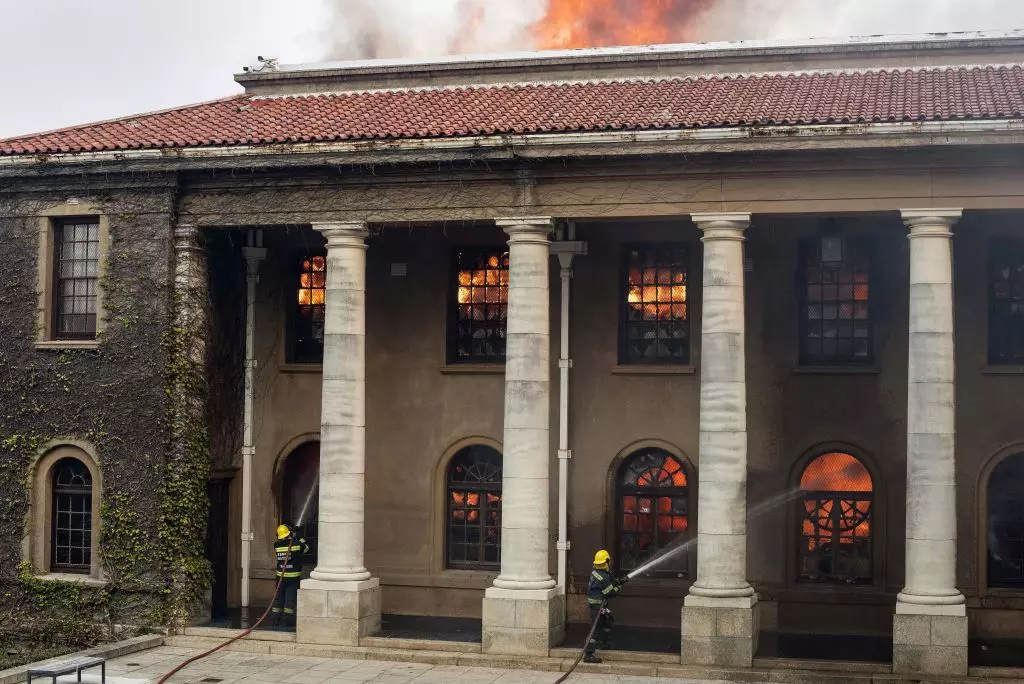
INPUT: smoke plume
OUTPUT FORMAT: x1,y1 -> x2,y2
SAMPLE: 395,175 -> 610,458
321,0 -> 1024,62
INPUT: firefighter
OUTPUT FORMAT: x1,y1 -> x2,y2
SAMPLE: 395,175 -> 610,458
272,524 -> 310,628
584,549 -> 628,663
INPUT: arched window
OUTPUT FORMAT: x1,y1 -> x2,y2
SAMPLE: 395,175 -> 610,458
280,442 -> 319,563
987,452 -> 1024,588
446,445 -> 502,569
797,451 -> 873,585
51,457 -> 93,573
618,448 -> 689,575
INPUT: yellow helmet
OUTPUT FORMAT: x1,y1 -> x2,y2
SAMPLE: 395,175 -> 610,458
593,549 -> 611,567
276,524 -> 291,540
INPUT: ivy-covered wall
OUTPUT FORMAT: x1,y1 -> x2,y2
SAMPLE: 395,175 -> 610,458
0,180 -> 212,667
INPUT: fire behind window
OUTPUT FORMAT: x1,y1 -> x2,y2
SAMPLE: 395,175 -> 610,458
450,248 -> 509,363
987,452 -> 1024,588
54,220 -> 100,339
618,449 -> 689,575
446,445 -> 502,569
52,457 -> 92,573
292,254 -> 326,363
621,246 -> 689,364
800,238 -> 871,365
797,452 -> 873,585
989,239 -> 1024,365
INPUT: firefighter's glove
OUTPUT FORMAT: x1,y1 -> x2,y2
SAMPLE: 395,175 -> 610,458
615,574 -> 630,587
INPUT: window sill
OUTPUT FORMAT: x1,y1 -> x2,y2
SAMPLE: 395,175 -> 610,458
35,339 -> 101,351
379,571 -> 497,590
982,366 -> 1024,375
792,365 -> 880,376
279,363 -> 323,374
34,572 -> 107,587
612,364 -> 695,376
439,364 -> 505,375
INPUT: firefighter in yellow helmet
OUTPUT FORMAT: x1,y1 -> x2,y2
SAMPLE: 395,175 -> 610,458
584,549 -> 628,663
272,524 -> 310,628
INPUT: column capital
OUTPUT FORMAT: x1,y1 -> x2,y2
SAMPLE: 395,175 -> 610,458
691,212 -> 751,241
496,216 -> 554,243
312,222 -> 369,247
901,209 -> 962,237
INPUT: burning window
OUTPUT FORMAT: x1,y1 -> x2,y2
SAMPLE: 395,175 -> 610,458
446,445 -> 502,569
987,452 -> 1024,588
54,220 -> 100,339
621,246 -> 689,364
291,254 -> 327,363
618,449 -> 689,575
52,457 -> 92,573
800,238 -> 871,365
449,248 -> 509,364
988,240 -> 1024,365
797,452 -> 873,585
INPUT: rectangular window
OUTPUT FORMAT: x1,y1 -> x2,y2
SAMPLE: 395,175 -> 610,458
449,248 -> 509,364
620,245 -> 690,364
800,238 -> 871,365
53,220 -> 100,339
989,239 -> 1024,365
290,254 -> 326,363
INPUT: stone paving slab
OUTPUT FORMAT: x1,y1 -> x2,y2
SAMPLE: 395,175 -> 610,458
109,646 -> 763,683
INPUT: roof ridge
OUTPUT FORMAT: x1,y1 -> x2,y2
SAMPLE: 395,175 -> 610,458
251,63 -> 1024,100
0,93 -> 247,144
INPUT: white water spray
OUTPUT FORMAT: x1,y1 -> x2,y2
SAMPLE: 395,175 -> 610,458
626,487 -> 804,579
295,480 -> 319,528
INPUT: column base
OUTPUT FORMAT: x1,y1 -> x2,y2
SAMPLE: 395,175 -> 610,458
892,604 -> 967,676
296,578 -> 381,646
481,586 -> 565,656
681,594 -> 758,667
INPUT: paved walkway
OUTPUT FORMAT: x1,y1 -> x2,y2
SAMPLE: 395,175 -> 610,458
97,646 -> 767,684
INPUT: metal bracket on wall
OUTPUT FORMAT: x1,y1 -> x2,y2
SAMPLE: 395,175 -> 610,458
557,449 -> 572,460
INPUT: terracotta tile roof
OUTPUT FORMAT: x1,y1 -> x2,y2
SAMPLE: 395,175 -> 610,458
2,66 -> 1023,156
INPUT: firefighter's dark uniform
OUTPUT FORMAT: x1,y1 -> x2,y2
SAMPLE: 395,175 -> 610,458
273,534 -> 309,627
585,567 -> 621,658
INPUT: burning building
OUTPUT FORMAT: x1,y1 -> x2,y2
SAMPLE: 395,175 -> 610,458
2,29 -> 1024,679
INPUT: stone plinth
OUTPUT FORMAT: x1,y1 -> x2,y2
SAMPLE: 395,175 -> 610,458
893,606 -> 967,676
297,578 -> 381,646
682,594 -> 758,668
482,587 -> 564,656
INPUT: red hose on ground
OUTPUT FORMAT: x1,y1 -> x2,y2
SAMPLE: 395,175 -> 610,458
155,548 -> 290,684
553,599 -> 607,684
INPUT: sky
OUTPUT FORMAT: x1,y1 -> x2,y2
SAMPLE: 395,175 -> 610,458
1,0 -> 1022,139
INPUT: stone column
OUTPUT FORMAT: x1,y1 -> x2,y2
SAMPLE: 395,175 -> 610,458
481,217 -> 564,655
893,209 -> 966,676
297,222 -> 381,645
681,213 -> 757,667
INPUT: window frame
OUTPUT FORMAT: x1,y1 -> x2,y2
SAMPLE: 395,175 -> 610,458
797,237 -> 874,367
987,238 -> 1024,366
51,219 -> 101,341
618,244 -> 692,366
50,457 -> 94,574
445,445 -> 503,571
446,246 -> 510,365
286,250 -> 328,365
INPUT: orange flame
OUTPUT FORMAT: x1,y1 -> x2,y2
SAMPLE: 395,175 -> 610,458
532,0 -> 717,50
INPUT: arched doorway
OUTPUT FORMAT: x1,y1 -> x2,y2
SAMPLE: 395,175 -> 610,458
279,441 -> 319,564
987,452 -> 1024,588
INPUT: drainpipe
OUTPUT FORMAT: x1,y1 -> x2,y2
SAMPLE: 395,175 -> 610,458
550,226 -> 586,594
241,230 -> 266,615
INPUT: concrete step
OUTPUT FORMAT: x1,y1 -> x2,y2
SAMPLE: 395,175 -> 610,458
182,626 -> 295,642
549,646 -> 678,664
753,656 -> 889,674
360,636 -> 481,653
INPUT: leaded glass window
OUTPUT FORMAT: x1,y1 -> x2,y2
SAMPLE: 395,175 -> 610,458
446,445 -> 502,569
618,449 -> 689,574
292,254 -> 326,363
54,220 -> 100,339
797,452 -> 873,585
51,458 -> 92,573
621,246 -> 689,364
989,240 -> 1024,365
450,248 -> 509,363
987,453 -> 1024,588
800,239 -> 871,365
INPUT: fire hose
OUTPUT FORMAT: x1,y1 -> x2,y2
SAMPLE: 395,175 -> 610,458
553,598 -> 607,684
155,546 -> 291,684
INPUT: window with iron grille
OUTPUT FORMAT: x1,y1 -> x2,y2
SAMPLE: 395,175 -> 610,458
989,240 -> 1024,365
797,452 -> 873,585
620,245 -> 689,364
987,452 -> 1024,588
449,248 -> 509,363
617,448 -> 689,575
290,254 -> 327,363
446,445 -> 502,569
54,220 -> 100,339
799,239 -> 872,365
51,457 -> 93,573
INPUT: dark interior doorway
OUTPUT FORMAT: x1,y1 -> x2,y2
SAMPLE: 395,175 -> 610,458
206,477 -> 232,620
280,441 -> 320,565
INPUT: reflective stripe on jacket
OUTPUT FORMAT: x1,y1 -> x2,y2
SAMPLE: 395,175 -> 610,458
274,537 -> 310,578
586,568 -> 618,606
